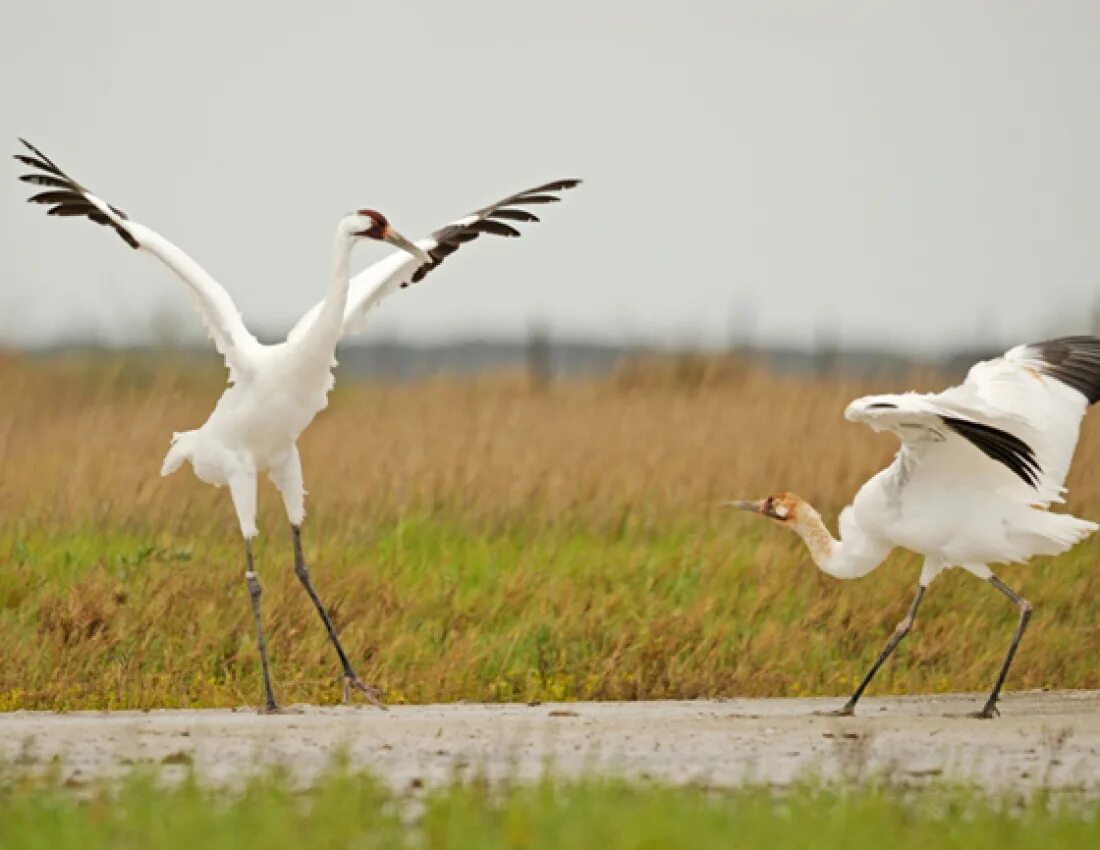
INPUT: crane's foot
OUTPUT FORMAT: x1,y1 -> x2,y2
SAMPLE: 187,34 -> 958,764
813,703 -> 856,717
969,702 -> 1000,720
344,675 -> 387,710
258,704 -> 307,716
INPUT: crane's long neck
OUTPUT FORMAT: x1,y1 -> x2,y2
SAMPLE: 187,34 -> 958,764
789,502 -> 883,580
789,504 -> 840,572
300,228 -> 355,352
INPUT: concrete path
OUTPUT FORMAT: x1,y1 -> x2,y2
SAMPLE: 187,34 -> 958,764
2,690 -> 1097,794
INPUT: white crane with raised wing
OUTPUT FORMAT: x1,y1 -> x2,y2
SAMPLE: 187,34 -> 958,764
16,138 -> 580,712
729,336 -> 1100,718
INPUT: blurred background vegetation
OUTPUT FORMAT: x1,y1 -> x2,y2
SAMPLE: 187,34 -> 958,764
1,343 -> 1097,710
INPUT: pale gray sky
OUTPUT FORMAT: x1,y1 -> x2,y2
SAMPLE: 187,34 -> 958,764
3,1 -> 1099,353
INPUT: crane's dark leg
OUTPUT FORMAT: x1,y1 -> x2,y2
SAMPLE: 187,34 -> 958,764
244,540 -> 279,713
972,575 -> 1032,719
817,584 -> 926,717
291,524 -> 385,708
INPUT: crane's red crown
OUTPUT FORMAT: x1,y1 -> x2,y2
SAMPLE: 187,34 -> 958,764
355,209 -> 389,239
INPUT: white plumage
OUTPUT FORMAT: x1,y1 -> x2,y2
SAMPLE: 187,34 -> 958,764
842,341 -> 1098,578
16,138 -> 580,711
730,336 -> 1100,718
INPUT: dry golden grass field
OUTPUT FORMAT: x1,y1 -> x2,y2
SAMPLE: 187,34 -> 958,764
0,352 -> 1097,709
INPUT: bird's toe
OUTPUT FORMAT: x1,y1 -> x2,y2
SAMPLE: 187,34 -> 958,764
813,705 -> 856,717
344,675 -> 388,710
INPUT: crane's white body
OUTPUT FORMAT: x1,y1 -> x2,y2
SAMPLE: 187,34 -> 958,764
824,340 -> 1098,585
133,218 -> 425,539
153,222 -> 363,537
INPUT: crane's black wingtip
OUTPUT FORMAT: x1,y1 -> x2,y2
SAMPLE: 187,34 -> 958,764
14,141 -> 139,250
16,138 -> 55,164
1029,335 -> 1100,406
406,178 -> 579,285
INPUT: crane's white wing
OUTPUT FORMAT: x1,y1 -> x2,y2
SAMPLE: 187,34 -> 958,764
846,391 -> 1044,492
16,139 -> 261,382
287,179 -> 581,344
947,337 -> 1100,502
846,336 -> 1100,506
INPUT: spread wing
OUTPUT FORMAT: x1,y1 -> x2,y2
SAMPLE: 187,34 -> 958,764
287,179 -> 581,343
846,336 -> 1100,506
15,139 -> 261,382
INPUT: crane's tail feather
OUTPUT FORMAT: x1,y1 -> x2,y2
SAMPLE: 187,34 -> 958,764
15,138 -> 139,249
160,431 -> 195,477
1012,510 -> 1098,559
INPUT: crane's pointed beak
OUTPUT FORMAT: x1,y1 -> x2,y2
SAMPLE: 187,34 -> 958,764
723,499 -> 766,514
383,227 -> 433,265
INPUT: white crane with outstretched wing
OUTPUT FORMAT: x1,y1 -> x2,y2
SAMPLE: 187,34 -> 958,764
728,336 -> 1100,719
16,137 -> 581,712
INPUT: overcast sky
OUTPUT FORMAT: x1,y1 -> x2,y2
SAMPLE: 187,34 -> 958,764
2,1 -> 1099,353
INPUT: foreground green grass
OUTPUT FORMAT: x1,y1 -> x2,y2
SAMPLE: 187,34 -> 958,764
1,768 -> 1097,850
1,515 -> 1098,710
